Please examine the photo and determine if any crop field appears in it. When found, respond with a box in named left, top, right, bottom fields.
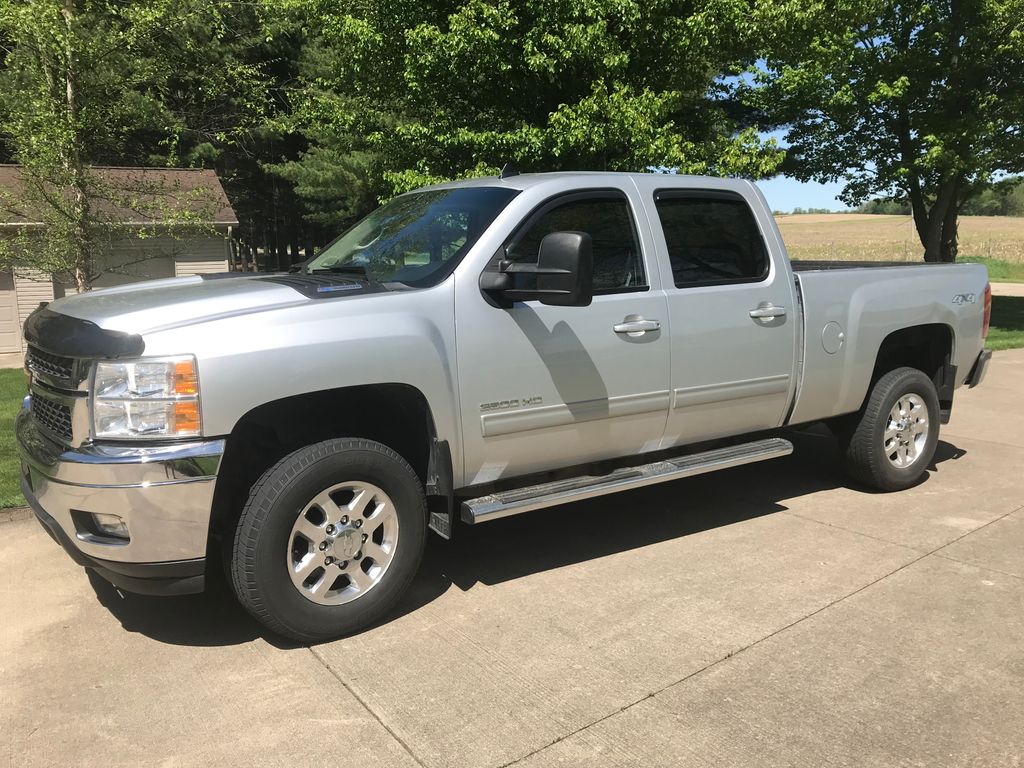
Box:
left=775, top=214, right=1024, bottom=278
left=774, top=213, right=1024, bottom=349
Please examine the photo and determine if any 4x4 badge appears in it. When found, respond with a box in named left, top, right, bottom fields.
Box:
left=952, top=293, right=976, bottom=305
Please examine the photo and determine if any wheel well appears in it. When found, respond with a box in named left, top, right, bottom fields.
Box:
left=209, top=384, right=437, bottom=546
left=870, top=324, right=954, bottom=409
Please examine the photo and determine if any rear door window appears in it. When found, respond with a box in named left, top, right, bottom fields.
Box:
left=654, top=192, right=768, bottom=287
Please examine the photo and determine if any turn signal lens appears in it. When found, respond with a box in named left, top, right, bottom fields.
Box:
left=174, top=360, right=198, bottom=395
left=173, top=401, right=200, bottom=434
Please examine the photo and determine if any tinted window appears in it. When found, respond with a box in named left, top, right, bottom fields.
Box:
left=506, top=196, right=646, bottom=292
left=655, top=194, right=768, bottom=287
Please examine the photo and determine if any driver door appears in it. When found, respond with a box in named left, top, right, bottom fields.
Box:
left=454, top=185, right=672, bottom=486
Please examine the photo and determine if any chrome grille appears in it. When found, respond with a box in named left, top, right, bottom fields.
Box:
left=31, top=393, right=73, bottom=442
left=26, top=345, right=78, bottom=387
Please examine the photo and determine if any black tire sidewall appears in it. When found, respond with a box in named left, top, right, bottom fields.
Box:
left=862, top=368, right=940, bottom=490
left=235, top=440, right=426, bottom=641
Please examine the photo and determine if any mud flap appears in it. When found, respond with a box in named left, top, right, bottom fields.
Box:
left=425, top=438, right=454, bottom=540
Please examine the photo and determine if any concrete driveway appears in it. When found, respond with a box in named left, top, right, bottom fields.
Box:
left=3, top=352, right=1023, bottom=768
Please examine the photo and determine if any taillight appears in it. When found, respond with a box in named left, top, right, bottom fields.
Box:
left=982, top=282, right=992, bottom=338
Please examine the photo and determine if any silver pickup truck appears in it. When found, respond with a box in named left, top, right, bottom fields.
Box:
left=17, top=172, right=993, bottom=642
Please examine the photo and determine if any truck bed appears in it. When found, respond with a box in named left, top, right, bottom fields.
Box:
left=787, top=260, right=988, bottom=426
left=791, top=260, right=960, bottom=271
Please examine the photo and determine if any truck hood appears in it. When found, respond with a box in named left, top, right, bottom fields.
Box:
left=47, top=273, right=378, bottom=336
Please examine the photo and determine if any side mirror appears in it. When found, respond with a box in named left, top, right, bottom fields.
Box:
left=482, top=231, right=593, bottom=307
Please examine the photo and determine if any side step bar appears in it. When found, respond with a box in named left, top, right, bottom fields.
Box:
left=461, top=437, right=793, bottom=524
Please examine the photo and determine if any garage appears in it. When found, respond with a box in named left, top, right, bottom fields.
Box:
left=0, top=271, right=22, bottom=353
left=0, top=165, right=238, bottom=352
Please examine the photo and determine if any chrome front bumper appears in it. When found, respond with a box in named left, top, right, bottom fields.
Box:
left=16, top=406, right=224, bottom=593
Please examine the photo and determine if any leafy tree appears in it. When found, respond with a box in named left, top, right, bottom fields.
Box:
left=749, top=0, right=1024, bottom=261
left=0, top=0, right=270, bottom=289
left=858, top=177, right=1024, bottom=216
left=959, top=177, right=1024, bottom=216
left=269, top=0, right=784, bottom=223
left=856, top=198, right=912, bottom=215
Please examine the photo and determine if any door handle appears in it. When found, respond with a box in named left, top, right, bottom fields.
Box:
left=613, top=317, right=661, bottom=336
left=749, top=304, right=786, bottom=319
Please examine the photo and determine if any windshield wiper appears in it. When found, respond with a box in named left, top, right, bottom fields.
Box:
left=308, top=263, right=394, bottom=291
left=309, top=264, right=373, bottom=279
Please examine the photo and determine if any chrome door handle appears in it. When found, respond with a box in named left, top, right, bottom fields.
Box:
left=749, top=304, right=786, bottom=319
left=613, top=317, right=661, bottom=335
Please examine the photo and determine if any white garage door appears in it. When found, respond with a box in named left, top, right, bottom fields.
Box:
left=0, top=272, right=22, bottom=353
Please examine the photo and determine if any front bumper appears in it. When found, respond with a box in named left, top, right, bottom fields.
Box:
left=16, top=407, right=224, bottom=596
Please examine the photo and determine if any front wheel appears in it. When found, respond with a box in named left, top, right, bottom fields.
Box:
left=230, top=438, right=426, bottom=643
left=839, top=366, right=940, bottom=492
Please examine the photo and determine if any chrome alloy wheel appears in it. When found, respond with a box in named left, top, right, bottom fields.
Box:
left=884, top=393, right=929, bottom=469
left=286, top=481, right=399, bottom=605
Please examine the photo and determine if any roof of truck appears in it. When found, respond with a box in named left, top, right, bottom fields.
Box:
left=421, top=171, right=755, bottom=194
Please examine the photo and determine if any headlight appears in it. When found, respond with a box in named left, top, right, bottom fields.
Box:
left=92, top=356, right=201, bottom=439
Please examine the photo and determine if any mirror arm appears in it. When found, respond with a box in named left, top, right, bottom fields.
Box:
left=502, top=289, right=571, bottom=301
left=498, top=260, right=572, bottom=276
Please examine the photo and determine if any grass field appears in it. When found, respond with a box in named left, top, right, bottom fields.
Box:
left=776, top=213, right=1024, bottom=281
left=987, top=296, right=1024, bottom=351
left=0, top=369, right=25, bottom=508
left=775, top=213, right=1024, bottom=349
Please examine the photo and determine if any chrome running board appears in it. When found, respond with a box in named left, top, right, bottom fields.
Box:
left=461, top=437, right=793, bottom=524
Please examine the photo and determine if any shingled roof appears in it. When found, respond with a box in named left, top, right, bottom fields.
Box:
left=0, top=165, right=238, bottom=227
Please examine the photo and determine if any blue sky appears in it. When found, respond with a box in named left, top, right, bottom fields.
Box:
left=752, top=127, right=849, bottom=212
left=756, top=176, right=848, bottom=213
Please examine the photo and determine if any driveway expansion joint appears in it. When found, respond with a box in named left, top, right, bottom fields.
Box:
left=778, top=509, right=927, bottom=553
left=498, top=503, right=1024, bottom=768
left=929, top=551, right=1024, bottom=582
left=307, top=645, right=431, bottom=768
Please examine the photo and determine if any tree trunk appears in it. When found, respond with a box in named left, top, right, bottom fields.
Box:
left=896, top=107, right=929, bottom=246
left=921, top=180, right=958, bottom=263
left=939, top=197, right=960, bottom=263
left=73, top=264, right=88, bottom=293
left=907, top=181, right=929, bottom=247
left=63, top=0, right=93, bottom=290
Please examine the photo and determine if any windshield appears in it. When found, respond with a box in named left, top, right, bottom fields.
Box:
left=306, top=186, right=519, bottom=288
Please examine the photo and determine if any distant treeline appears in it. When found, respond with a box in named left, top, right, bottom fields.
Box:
left=858, top=180, right=1024, bottom=217
left=774, top=207, right=842, bottom=215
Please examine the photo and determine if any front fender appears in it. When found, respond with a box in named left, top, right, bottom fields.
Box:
left=139, top=282, right=466, bottom=486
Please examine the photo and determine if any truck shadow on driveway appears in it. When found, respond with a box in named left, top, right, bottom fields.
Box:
left=87, top=429, right=966, bottom=648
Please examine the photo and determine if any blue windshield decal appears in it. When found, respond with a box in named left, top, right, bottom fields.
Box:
left=316, top=283, right=364, bottom=293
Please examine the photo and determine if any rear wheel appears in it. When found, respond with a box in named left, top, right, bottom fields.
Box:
left=230, top=438, right=426, bottom=643
left=839, top=366, right=940, bottom=491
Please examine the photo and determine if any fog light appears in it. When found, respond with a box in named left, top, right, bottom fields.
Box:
left=92, top=513, right=129, bottom=539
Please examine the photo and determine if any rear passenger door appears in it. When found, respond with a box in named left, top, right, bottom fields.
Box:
left=644, top=185, right=799, bottom=447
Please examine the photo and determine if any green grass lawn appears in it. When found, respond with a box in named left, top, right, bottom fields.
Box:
left=961, top=257, right=1024, bottom=283
left=0, top=369, right=26, bottom=508
left=987, top=295, right=1024, bottom=350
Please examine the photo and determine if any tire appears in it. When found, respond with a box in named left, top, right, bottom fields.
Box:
left=230, top=438, right=426, bottom=643
left=839, top=366, right=940, bottom=492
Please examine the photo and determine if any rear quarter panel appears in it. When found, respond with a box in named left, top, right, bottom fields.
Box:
left=789, top=263, right=988, bottom=425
